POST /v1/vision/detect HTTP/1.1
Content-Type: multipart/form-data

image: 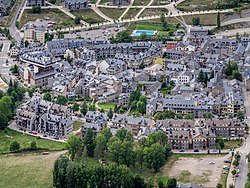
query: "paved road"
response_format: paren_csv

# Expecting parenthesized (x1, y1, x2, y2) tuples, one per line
(233, 87, 250, 188)
(135, 0, 155, 19)
(217, 27, 250, 37)
(9, 0, 26, 43)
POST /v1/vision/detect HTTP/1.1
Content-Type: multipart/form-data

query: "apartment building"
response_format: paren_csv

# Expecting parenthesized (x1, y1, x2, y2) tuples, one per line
(64, 0, 88, 11)
(26, 0, 45, 6)
(24, 24, 45, 44)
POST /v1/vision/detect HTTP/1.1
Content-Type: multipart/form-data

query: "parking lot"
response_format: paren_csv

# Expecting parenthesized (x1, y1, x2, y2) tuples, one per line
(166, 155, 229, 187)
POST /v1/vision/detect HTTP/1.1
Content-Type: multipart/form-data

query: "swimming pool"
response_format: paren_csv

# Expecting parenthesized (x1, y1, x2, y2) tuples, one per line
(131, 30, 157, 37)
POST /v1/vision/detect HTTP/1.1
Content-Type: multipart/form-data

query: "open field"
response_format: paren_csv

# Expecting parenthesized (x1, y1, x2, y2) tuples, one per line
(0, 129, 66, 152)
(177, 0, 250, 12)
(122, 8, 142, 19)
(98, 102, 117, 110)
(224, 139, 243, 149)
(99, 8, 126, 20)
(0, 151, 65, 188)
(19, 8, 76, 29)
(177, 0, 222, 12)
(140, 8, 168, 18)
(164, 154, 228, 187)
(73, 121, 83, 131)
(182, 13, 233, 26)
(152, 0, 169, 6)
(72, 9, 105, 24)
(133, 0, 151, 6)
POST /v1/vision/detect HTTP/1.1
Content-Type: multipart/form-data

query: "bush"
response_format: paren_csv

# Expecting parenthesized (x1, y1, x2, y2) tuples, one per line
(10, 141, 20, 151)
(30, 141, 37, 150)
(231, 169, 236, 175)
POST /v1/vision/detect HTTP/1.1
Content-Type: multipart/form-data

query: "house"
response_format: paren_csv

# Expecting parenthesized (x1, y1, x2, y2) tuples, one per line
(81, 111, 107, 138)
(64, 0, 89, 11)
(26, 0, 45, 6)
(111, 114, 153, 136)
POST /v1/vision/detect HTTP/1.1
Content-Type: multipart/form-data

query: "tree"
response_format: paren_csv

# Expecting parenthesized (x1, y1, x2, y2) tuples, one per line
(94, 133, 107, 159)
(217, 183, 223, 188)
(32, 6, 41, 13)
(48, 0, 56, 3)
(74, 17, 81, 24)
(116, 127, 133, 142)
(144, 143, 165, 172)
(232, 70, 242, 81)
(158, 180, 164, 188)
(233, 159, 239, 167)
(192, 17, 200, 26)
(134, 174, 147, 188)
(135, 145, 144, 168)
(184, 114, 193, 119)
(210, 70, 215, 79)
(43, 92, 52, 101)
(0, 96, 13, 118)
(81, 102, 88, 116)
(67, 135, 81, 160)
(0, 113, 8, 130)
(30, 141, 37, 150)
(89, 104, 96, 111)
(229, 184, 235, 188)
(129, 90, 141, 106)
(217, 11, 221, 28)
(24, 40, 29, 47)
(11, 64, 18, 74)
(112, 30, 132, 43)
(107, 108, 113, 119)
(53, 156, 69, 188)
(167, 178, 177, 188)
(231, 169, 237, 175)
(84, 128, 95, 157)
(72, 102, 79, 112)
(10, 141, 20, 151)
(216, 137, 225, 150)
(197, 69, 204, 83)
(237, 111, 244, 121)
(56, 95, 68, 105)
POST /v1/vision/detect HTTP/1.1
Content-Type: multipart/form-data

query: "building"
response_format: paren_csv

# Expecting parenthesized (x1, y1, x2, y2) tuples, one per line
(81, 111, 107, 138)
(26, 0, 45, 6)
(24, 24, 45, 44)
(64, 0, 88, 11)
(111, 114, 153, 136)
(16, 97, 73, 139)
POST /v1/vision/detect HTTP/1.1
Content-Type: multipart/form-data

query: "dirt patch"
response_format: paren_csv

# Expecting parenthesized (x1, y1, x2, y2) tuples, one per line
(164, 155, 228, 188)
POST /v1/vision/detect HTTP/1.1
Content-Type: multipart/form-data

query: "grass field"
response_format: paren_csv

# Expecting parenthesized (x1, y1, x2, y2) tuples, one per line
(182, 13, 232, 26)
(133, 0, 151, 6)
(224, 139, 242, 149)
(122, 8, 141, 19)
(72, 9, 105, 24)
(73, 121, 83, 131)
(19, 8, 76, 29)
(152, 0, 169, 6)
(177, 0, 221, 11)
(98, 102, 117, 110)
(0, 151, 65, 188)
(0, 129, 66, 152)
(99, 8, 126, 20)
(140, 8, 168, 18)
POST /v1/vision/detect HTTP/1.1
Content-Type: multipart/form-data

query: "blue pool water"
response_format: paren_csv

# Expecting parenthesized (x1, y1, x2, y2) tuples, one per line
(131, 30, 157, 37)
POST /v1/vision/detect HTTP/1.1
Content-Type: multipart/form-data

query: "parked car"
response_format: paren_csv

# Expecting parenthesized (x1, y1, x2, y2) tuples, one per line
(224, 159, 231, 163)
(235, 173, 239, 177)
(209, 161, 215, 164)
(179, 149, 185, 152)
(223, 166, 230, 170)
(194, 149, 199, 152)
(222, 171, 228, 174)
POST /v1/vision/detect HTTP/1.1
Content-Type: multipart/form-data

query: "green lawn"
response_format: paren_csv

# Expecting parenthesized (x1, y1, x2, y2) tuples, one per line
(133, 0, 151, 6)
(224, 139, 243, 149)
(0, 129, 66, 152)
(98, 103, 117, 110)
(122, 8, 142, 19)
(140, 8, 168, 18)
(99, 7, 126, 20)
(72, 9, 105, 24)
(73, 121, 83, 131)
(152, 0, 169, 6)
(0, 152, 64, 188)
(19, 8, 76, 29)
(177, 0, 222, 11)
(182, 13, 232, 26)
